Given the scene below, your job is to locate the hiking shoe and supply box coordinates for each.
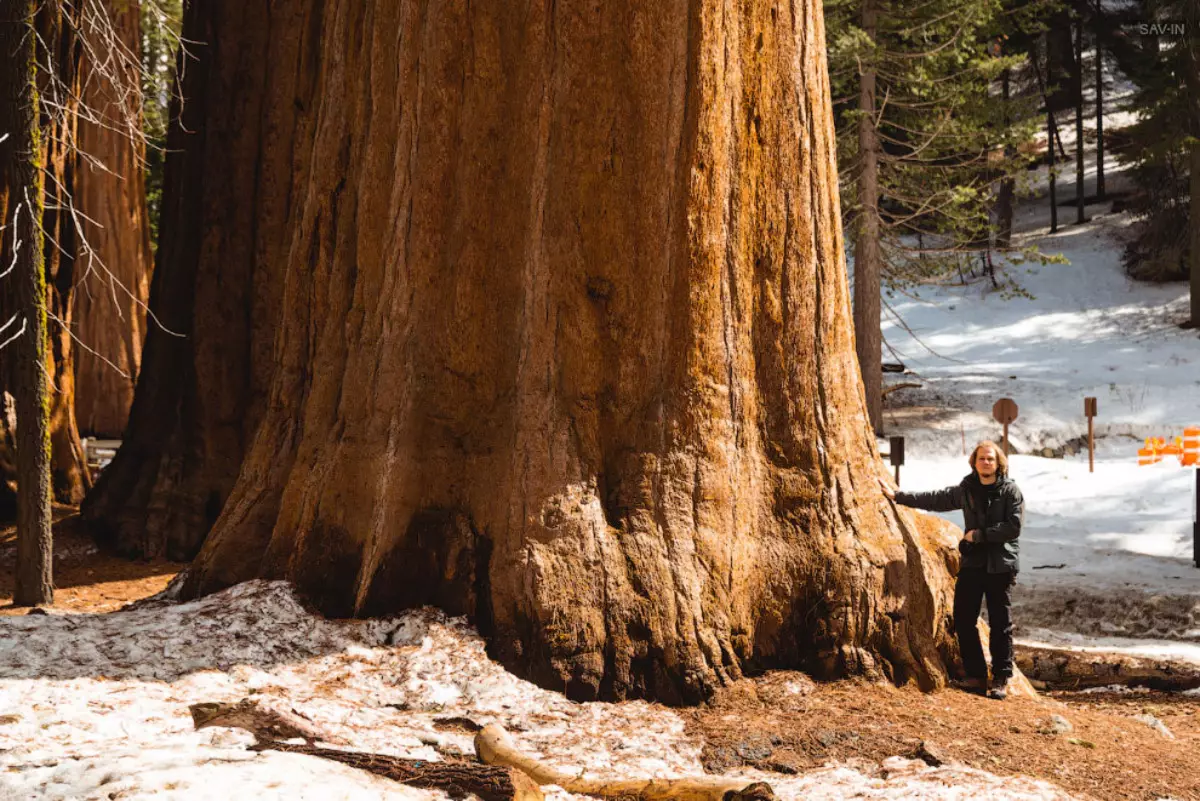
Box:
[958,678,988,696]
[988,680,1011,700]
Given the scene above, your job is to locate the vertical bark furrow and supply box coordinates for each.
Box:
[73,0,152,439]
[160,0,960,704]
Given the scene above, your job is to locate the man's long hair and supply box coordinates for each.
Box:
[969,440,1008,477]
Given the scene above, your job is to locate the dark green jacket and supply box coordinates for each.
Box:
[895,473,1023,574]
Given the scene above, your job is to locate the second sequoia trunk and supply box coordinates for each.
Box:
[72,0,153,439]
[182,0,960,703]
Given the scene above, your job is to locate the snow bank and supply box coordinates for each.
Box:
[0,581,1085,800]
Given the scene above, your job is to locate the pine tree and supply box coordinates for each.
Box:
[826,0,1040,430]
[1114,0,1200,326]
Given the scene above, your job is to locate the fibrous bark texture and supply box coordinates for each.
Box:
[0,2,93,507]
[73,0,153,439]
[81,0,313,558]
[181,0,960,703]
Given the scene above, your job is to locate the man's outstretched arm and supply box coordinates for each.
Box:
[880,478,963,512]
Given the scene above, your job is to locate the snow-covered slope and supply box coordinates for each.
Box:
[878,78,1200,663]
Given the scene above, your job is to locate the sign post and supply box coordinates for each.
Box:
[1084,397,1097,473]
[889,435,905,485]
[992,398,1019,457]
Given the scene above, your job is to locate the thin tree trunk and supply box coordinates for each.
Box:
[181,0,960,703]
[0,0,54,606]
[1075,17,1086,224]
[73,0,152,438]
[854,0,883,433]
[1184,2,1200,325]
[996,69,1015,249]
[35,2,91,505]
[1191,145,1200,324]
[1038,34,1058,233]
[80,0,313,559]
[1094,0,1105,201]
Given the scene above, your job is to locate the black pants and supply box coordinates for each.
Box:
[953,568,1015,681]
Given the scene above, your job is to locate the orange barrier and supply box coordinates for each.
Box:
[1139,431,1200,466]
[1183,427,1200,467]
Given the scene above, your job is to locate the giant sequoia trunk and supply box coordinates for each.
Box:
[0,2,91,511]
[81,0,311,559]
[173,0,959,704]
[73,0,153,439]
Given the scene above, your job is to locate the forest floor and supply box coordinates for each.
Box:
[0,510,182,616]
[691,675,1200,801]
[1,576,1199,800]
[2,532,1200,796]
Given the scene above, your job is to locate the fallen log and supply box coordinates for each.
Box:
[475,723,775,801]
[255,741,543,801]
[1017,644,1200,692]
[189,699,542,800]
[189,699,342,745]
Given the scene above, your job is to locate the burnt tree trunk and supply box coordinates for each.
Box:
[80,0,313,559]
[995,69,1015,250]
[1074,17,1086,225]
[177,0,959,704]
[73,0,153,439]
[1094,0,1105,201]
[0,0,54,605]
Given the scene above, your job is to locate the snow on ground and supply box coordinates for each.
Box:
[0,581,1082,800]
[879,75,1200,662]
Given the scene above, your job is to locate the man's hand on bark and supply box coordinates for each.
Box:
[964,529,981,543]
[877,477,895,500]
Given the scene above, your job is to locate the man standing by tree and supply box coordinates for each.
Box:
[880,442,1024,699]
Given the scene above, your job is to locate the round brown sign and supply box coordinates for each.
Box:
[992,398,1018,425]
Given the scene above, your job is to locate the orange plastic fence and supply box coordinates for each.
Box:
[1140,429,1200,467]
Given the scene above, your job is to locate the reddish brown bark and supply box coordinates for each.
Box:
[73,0,152,439]
[80,0,316,559]
[176,0,960,703]
[0,2,91,511]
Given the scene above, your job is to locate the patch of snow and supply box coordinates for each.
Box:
[0,581,1088,800]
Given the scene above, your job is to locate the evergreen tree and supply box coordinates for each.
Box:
[825,0,1041,430]
[1114,0,1200,325]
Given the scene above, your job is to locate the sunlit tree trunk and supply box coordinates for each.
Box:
[73,0,152,438]
[171,0,960,703]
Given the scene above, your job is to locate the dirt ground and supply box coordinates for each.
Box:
[4,512,1199,799]
[689,672,1200,801]
[0,507,183,615]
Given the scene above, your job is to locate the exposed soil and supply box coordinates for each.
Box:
[688,672,1200,801]
[0,506,183,615]
[5,510,1198,799]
